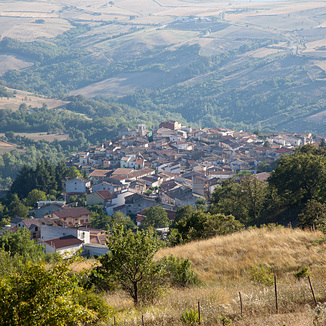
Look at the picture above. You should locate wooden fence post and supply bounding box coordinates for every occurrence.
[142,314,144,326]
[198,301,201,325]
[308,276,317,305]
[274,275,278,314]
[113,316,116,326]
[239,292,243,315]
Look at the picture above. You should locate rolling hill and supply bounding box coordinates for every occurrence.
[0,0,326,134]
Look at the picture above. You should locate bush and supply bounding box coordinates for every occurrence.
[295,265,310,280]
[181,308,200,325]
[249,264,274,286]
[160,255,201,287]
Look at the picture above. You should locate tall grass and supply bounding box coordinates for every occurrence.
[103,227,326,325]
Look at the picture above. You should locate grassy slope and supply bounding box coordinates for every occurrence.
[106,228,326,325]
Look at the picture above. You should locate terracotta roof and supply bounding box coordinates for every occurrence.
[128,167,155,179]
[90,234,107,245]
[112,168,134,175]
[275,148,292,154]
[19,219,41,230]
[53,207,91,219]
[44,235,83,249]
[95,190,112,200]
[89,169,112,177]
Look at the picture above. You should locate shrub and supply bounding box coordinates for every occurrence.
[249,264,274,286]
[295,265,310,279]
[181,308,200,325]
[160,255,201,287]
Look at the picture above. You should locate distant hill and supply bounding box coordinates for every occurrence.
[1,0,326,134]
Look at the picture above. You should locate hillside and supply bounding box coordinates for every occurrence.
[104,227,326,325]
[0,0,326,134]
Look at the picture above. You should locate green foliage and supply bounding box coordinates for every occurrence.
[210,176,269,225]
[295,265,310,280]
[298,200,326,232]
[0,257,111,326]
[171,205,244,244]
[25,189,47,207]
[0,227,45,262]
[181,308,200,325]
[217,316,232,326]
[269,149,326,207]
[97,223,165,305]
[110,211,135,230]
[89,205,111,230]
[0,86,14,98]
[195,197,207,211]
[142,206,169,229]
[160,255,200,287]
[10,159,74,198]
[7,194,29,218]
[250,264,274,286]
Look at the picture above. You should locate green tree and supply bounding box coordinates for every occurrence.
[142,206,169,229]
[0,257,111,325]
[210,176,268,225]
[89,205,110,230]
[97,223,164,305]
[25,189,47,207]
[195,197,207,211]
[67,166,83,179]
[8,194,29,218]
[268,151,326,207]
[298,200,326,232]
[0,227,44,262]
[110,211,135,230]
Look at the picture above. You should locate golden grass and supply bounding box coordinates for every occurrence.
[101,228,326,325]
[156,227,326,283]
[0,133,69,143]
[0,87,68,111]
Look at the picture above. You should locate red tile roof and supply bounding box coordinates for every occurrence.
[95,190,112,200]
[44,235,83,249]
[89,169,112,177]
[53,207,91,219]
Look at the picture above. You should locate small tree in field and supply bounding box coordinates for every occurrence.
[98,223,165,305]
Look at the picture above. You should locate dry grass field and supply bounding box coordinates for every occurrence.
[0,87,68,111]
[0,132,69,142]
[86,227,326,325]
[0,141,17,154]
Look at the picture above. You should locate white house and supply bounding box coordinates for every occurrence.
[65,178,91,194]
[43,235,84,257]
[40,224,90,243]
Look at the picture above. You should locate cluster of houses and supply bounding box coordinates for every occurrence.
[1,203,109,258]
[2,120,324,257]
[65,120,320,215]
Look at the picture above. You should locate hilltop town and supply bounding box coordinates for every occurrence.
[5,120,324,258]
[66,119,321,216]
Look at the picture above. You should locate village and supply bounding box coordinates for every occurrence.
[3,120,323,258]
